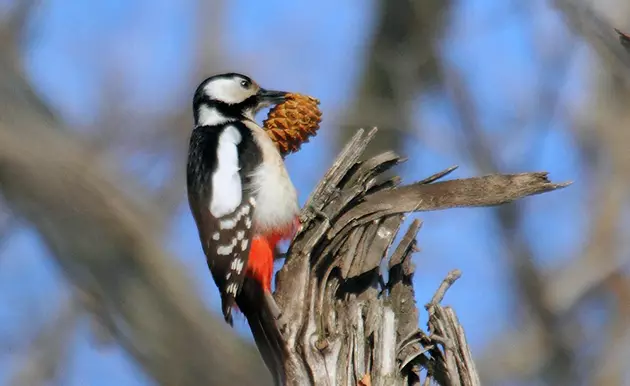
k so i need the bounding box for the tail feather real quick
[234,221,299,384]
[221,296,235,326]
[237,278,287,386]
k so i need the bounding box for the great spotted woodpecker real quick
[186,73,300,327]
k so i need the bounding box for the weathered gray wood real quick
[268,129,569,385]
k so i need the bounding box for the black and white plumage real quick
[186,73,299,326]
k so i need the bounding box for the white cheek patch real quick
[210,126,243,217]
[197,105,233,127]
[204,78,254,105]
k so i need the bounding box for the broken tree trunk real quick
[258,128,569,386]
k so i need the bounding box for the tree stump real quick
[254,128,569,386]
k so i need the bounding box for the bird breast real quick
[244,121,299,235]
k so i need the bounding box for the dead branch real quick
[339,0,449,155]
[264,128,569,385]
[425,271,480,386]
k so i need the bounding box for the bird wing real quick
[189,195,255,324]
[187,123,261,324]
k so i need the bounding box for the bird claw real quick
[265,291,282,318]
[330,187,342,201]
[264,291,289,335]
[292,216,303,235]
[314,208,330,223]
[303,204,330,224]
[275,313,289,336]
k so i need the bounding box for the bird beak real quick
[257,88,287,105]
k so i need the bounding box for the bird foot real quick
[303,204,330,224]
[264,291,289,334]
[265,291,282,318]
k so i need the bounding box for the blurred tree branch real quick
[0,85,273,386]
[614,28,630,53]
[445,61,579,384]
[550,0,630,83]
[0,5,272,385]
[340,0,450,155]
[555,3,630,385]
[84,0,228,223]
[442,3,630,383]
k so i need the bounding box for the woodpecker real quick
[186,73,300,329]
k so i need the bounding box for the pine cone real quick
[263,93,322,155]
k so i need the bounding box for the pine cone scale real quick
[263,93,322,155]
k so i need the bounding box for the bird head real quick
[193,73,287,126]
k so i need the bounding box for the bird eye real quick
[240,80,250,88]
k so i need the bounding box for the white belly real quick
[245,121,299,234]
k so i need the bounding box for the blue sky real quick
[0,0,587,384]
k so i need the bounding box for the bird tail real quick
[236,227,298,384]
[237,278,287,386]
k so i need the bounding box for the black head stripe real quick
[194,96,259,123]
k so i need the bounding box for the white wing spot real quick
[210,126,242,217]
[225,272,231,280]
[245,217,252,229]
[217,238,237,256]
[220,217,237,230]
[212,232,220,240]
[241,239,249,251]
[235,259,244,274]
[225,283,237,296]
[227,283,239,296]
[236,231,245,240]
[231,258,241,270]
[249,197,256,207]
[217,245,231,255]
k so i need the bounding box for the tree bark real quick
[256,128,569,385]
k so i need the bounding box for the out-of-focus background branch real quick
[0,0,629,385]
[340,0,448,155]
